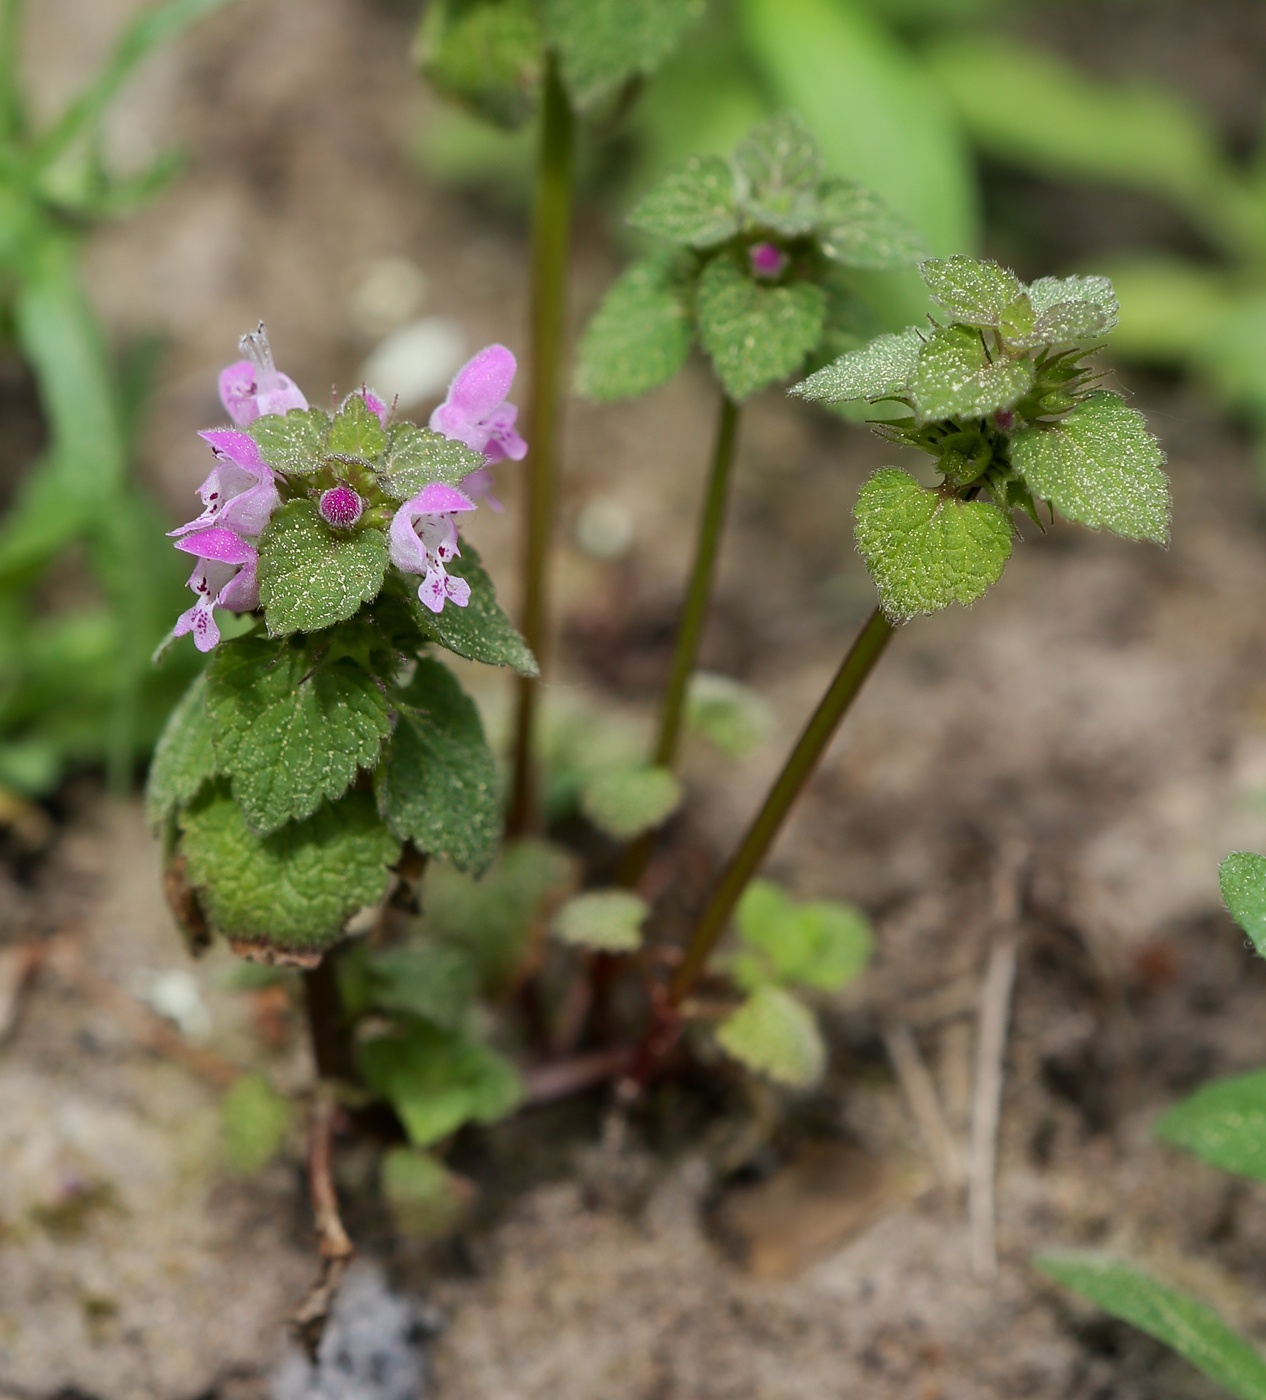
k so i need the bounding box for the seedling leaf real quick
[221,1073,292,1174]
[716,985,826,1088]
[733,879,873,993]
[581,764,682,841]
[553,890,648,952]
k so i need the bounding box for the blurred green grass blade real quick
[0,0,25,141]
[1036,1254,1266,1400]
[1155,1069,1266,1182]
[1096,257,1236,363]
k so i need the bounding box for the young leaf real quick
[1036,1255,1266,1400]
[205,637,392,835]
[732,110,823,236]
[257,501,389,636]
[365,945,478,1031]
[409,544,538,676]
[1220,852,1266,956]
[145,671,217,829]
[733,879,873,993]
[327,394,387,463]
[1155,1070,1266,1182]
[854,468,1013,621]
[381,1146,470,1238]
[685,672,773,758]
[581,764,682,841]
[627,155,740,249]
[553,890,648,952]
[221,1073,292,1174]
[696,256,826,402]
[414,0,543,130]
[1027,274,1119,337]
[1010,392,1170,543]
[377,423,483,499]
[247,408,330,476]
[792,326,922,405]
[574,258,693,403]
[908,324,1034,424]
[815,178,926,271]
[375,657,500,874]
[357,1021,523,1146]
[180,786,399,950]
[715,985,826,1088]
[921,256,1024,328]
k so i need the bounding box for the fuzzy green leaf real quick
[815,178,926,271]
[921,255,1024,328]
[1155,1070,1266,1183]
[1010,392,1170,543]
[716,985,825,1088]
[377,423,483,499]
[180,786,399,951]
[145,671,217,829]
[627,155,740,248]
[414,0,543,130]
[205,637,392,835]
[381,1146,469,1237]
[221,1073,293,1174]
[696,256,825,401]
[364,945,478,1031]
[327,394,387,463]
[1220,852,1266,957]
[257,501,389,636]
[909,324,1035,424]
[733,879,873,994]
[374,657,500,874]
[553,890,648,952]
[685,672,773,758]
[792,326,922,405]
[1036,1255,1266,1400]
[247,408,330,476]
[409,544,538,676]
[574,258,693,402]
[357,1021,523,1146]
[541,0,705,110]
[581,764,682,841]
[1027,273,1119,340]
[854,468,1013,621]
[733,110,823,236]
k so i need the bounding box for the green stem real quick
[669,606,894,1006]
[0,0,22,139]
[506,53,574,838]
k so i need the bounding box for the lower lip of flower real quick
[319,486,364,529]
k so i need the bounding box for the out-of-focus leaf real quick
[574,257,693,401]
[221,1073,292,1174]
[414,0,543,130]
[381,1146,470,1237]
[715,984,825,1088]
[685,672,773,758]
[731,879,873,993]
[1220,852,1266,957]
[1155,1069,1266,1182]
[628,154,740,248]
[553,889,648,951]
[580,764,682,840]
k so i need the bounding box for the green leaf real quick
[180,786,399,951]
[1220,852,1266,957]
[409,544,538,676]
[145,672,217,829]
[221,1073,292,1174]
[1036,1255,1266,1400]
[733,879,873,993]
[853,468,1013,621]
[358,1021,523,1146]
[257,501,389,637]
[414,0,543,130]
[696,256,826,401]
[792,326,922,405]
[380,1146,469,1237]
[205,637,392,835]
[733,110,823,236]
[908,324,1034,424]
[1155,1070,1266,1183]
[374,657,500,874]
[574,258,693,403]
[920,255,1022,328]
[553,890,648,952]
[327,394,387,463]
[815,178,926,270]
[715,985,826,1088]
[247,408,330,476]
[1028,274,1119,327]
[581,764,682,841]
[685,672,772,758]
[377,423,484,499]
[1010,392,1170,544]
[365,945,478,1030]
[627,154,740,248]
[542,0,705,110]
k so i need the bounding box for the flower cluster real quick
[170,330,524,651]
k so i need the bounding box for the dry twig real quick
[883,1020,965,1189]
[293,1094,354,1359]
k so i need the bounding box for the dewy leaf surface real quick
[1010,392,1170,542]
[145,671,217,829]
[696,256,825,402]
[574,259,693,402]
[327,394,387,462]
[716,985,826,1088]
[410,544,538,676]
[627,155,740,248]
[257,501,389,636]
[247,408,330,476]
[179,786,399,950]
[1221,852,1266,956]
[733,110,824,236]
[541,0,704,110]
[793,326,922,405]
[1155,1070,1266,1183]
[815,178,926,270]
[375,657,500,874]
[553,890,648,952]
[377,424,482,499]
[206,637,392,835]
[921,255,1024,327]
[854,468,1013,621]
[1036,1255,1266,1400]
[1028,273,1119,328]
[909,324,1034,423]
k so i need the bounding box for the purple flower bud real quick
[993,408,1016,431]
[319,486,363,530]
[749,242,787,280]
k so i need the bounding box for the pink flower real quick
[749,242,787,280]
[168,429,281,539]
[218,323,308,427]
[389,483,477,614]
[430,344,527,466]
[346,385,392,428]
[172,528,259,653]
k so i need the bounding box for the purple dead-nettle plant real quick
[430,343,528,511]
[219,322,310,426]
[388,482,477,613]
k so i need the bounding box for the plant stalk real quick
[304,949,356,1084]
[668,605,894,1006]
[506,54,574,837]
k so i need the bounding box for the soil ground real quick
[4,1,1266,1397]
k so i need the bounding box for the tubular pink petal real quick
[198,428,267,471]
[219,360,259,425]
[409,483,476,516]
[442,344,517,421]
[175,527,257,567]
